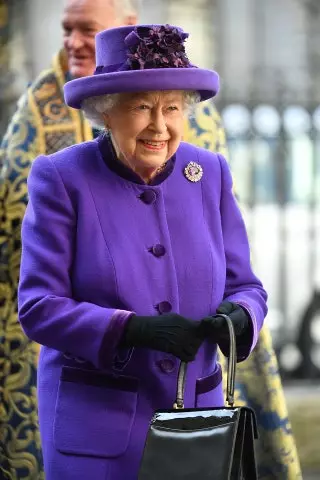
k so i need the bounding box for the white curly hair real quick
[82,91,201,129]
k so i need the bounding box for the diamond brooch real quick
[184,162,203,182]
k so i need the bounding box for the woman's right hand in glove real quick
[121,313,205,362]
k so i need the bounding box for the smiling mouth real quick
[140,140,167,150]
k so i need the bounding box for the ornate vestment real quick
[0,50,301,479]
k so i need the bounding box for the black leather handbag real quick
[138,314,258,480]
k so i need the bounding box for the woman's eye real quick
[137,104,150,110]
[168,105,179,111]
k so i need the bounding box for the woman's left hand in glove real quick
[201,301,251,344]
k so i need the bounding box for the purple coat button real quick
[139,190,157,204]
[157,301,172,314]
[158,358,176,373]
[151,244,166,257]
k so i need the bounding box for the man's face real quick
[62,0,133,78]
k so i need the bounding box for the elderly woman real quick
[18,24,267,480]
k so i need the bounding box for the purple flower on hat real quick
[124,24,194,70]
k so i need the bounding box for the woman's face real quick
[104,91,185,182]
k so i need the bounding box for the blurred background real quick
[1,0,320,477]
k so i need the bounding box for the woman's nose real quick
[151,111,167,134]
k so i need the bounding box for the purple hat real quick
[64,24,220,109]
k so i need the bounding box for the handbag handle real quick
[173,313,236,409]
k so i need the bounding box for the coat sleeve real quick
[218,153,268,360]
[18,154,132,369]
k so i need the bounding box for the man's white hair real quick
[64,0,141,19]
[113,0,141,19]
[82,91,201,129]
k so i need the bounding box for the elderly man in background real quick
[0,0,301,478]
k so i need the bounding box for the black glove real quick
[121,313,205,362]
[202,301,250,344]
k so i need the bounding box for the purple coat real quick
[18,136,267,480]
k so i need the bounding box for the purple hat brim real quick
[64,68,219,109]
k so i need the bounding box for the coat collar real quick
[97,133,175,186]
